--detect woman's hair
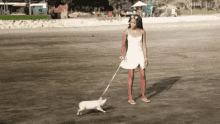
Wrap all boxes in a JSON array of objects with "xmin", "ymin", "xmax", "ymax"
[{"xmin": 128, "ymin": 14, "xmax": 143, "ymax": 29}]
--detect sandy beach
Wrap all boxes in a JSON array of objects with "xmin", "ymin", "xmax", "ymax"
[{"xmin": 1, "ymin": 20, "xmax": 220, "ymax": 124}]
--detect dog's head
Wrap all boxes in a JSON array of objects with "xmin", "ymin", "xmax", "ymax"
[{"xmin": 99, "ymin": 97, "xmax": 107, "ymax": 106}]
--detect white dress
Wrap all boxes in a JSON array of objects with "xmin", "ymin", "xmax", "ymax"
[{"xmin": 120, "ymin": 30, "xmax": 145, "ymax": 69}]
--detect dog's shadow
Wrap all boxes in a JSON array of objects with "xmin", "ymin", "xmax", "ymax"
[
  {"xmin": 134, "ymin": 76, "xmax": 181, "ymax": 101},
  {"xmin": 83, "ymin": 106, "xmax": 116, "ymax": 115}
]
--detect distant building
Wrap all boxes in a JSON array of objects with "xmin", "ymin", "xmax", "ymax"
[
  {"xmin": 0, "ymin": 0, "xmax": 47, "ymax": 15},
  {"xmin": 0, "ymin": 2, "xmax": 27, "ymax": 15},
  {"xmin": 30, "ymin": 1, "xmax": 47, "ymax": 15}
]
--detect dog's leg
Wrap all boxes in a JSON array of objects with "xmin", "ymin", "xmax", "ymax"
[
  {"xmin": 96, "ymin": 107, "xmax": 106, "ymax": 113},
  {"xmin": 77, "ymin": 109, "xmax": 80, "ymax": 116},
  {"xmin": 77, "ymin": 108, "xmax": 83, "ymax": 116}
]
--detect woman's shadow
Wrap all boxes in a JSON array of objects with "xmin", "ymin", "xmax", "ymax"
[{"xmin": 134, "ymin": 76, "xmax": 181, "ymax": 100}]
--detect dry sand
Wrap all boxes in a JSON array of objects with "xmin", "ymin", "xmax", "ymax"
[{"xmin": 1, "ymin": 19, "xmax": 220, "ymax": 35}]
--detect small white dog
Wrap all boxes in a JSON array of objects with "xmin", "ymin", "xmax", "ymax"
[{"xmin": 77, "ymin": 97, "xmax": 107, "ymax": 116}]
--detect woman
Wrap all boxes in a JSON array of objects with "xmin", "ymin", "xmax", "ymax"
[{"xmin": 120, "ymin": 14, "xmax": 150, "ymax": 105}]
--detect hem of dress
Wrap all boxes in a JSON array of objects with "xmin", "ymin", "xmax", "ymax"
[{"xmin": 120, "ymin": 65, "xmax": 145, "ymax": 70}]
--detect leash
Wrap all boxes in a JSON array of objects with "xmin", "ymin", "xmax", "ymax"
[{"xmin": 100, "ymin": 60, "xmax": 123, "ymax": 98}]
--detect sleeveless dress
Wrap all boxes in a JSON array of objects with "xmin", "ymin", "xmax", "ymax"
[{"xmin": 120, "ymin": 29, "xmax": 145, "ymax": 69}]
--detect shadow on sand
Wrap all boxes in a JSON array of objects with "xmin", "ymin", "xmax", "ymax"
[
  {"xmin": 60, "ymin": 77, "xmax": 181, "ymax": 124},
  {"xmin": 134, "ymin": 76, "xmax": 181, "ymax": 100},
  {"xmin": 83, "ymin": 106, "xmax": 116, "ymax": 115}
]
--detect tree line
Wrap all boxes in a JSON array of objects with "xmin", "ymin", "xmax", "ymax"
[
  {"xmin": 157, "ymin": 0, "xmax": 219, "ymax": 10},
  {"xmin": 47, "ymin": 0, "xmax": 139, "ymax": 12},
  {"xmin": 47, "ymin": 0, "xmax": 219, "ymax": 12}
]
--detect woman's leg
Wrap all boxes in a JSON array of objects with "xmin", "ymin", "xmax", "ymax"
[
  {"xmin": 139, "ymin": 67, "xmax": 150, "ymax": 102},
  {"xmin": 127, "ymin": 69, "xmax": 134, "ymax": 103}
]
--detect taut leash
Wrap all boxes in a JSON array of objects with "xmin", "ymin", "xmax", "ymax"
[{"xmin": 100, "ymin": 60, "xmax": 123, "ymax": 98}]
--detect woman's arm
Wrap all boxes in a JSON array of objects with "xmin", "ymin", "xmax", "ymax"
[
  {"xmin": 121, "ymin": 29, "xmax": 127, "ymax": 56},
  {"xmin": 142, "ymin": 29, "xmax": 147, "ymax": 59}
]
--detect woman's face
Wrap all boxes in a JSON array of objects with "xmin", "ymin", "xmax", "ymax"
[{"xmin": 130, "ymin": 18, "xmax": 136, "ymax": 29}]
